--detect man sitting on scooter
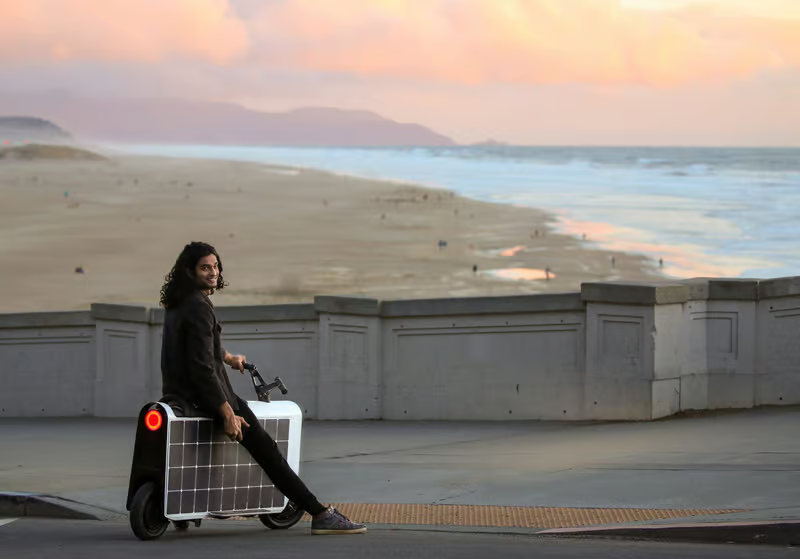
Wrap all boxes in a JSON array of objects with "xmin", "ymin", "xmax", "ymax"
[{"xmin": 159, "ymin": 241, "xmax": 366, "ymax": 535}]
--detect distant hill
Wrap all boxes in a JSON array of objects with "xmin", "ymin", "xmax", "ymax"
[
  {"xmin": 0, "ymin": 143, "xmax": 107, "ymax": 162},
  {"xmin": 0, "ymin": 116, "xmax": 72, "ymax": 144},
  {"xmin": 470, "ymin": 138, "xmax": 509, "ymax": 147},
  {"xmin": 0, "ymin": 92, "xmax": 456, "ymax": 147}
]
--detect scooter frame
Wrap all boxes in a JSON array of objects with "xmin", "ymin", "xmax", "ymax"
[{"xmin": 126, "ymin": 363, "xmax": 305, "ymax": 540}]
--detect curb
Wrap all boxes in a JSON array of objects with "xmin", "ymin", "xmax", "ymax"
[
  {"xmin": 538, "ymin": 520, "xmax": 800, "ymax": 546},
  {"xmin": 0, "ymin": 492, "xmax": 118, "ymax": 521},
  {"xmin": 4, "ymin": 491, "xmax": 799, "ymax": 547}
]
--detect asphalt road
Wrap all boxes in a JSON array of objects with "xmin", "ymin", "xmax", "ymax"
[{"xmin": 0, "ymin": 518, "xmax": 795, "ymax": 559}]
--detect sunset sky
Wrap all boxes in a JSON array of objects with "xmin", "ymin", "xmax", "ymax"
[{"xmin": 2, "ymin": 0, "xmax": 799, "ymax": 145}]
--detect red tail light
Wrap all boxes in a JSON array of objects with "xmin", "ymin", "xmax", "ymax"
[{"xmin": 144, "ymin": 410, "xmax": 163, "ymax": 431}]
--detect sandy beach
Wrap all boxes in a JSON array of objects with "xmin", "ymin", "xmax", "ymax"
[{"xmin": 0, "ymin": 153, "xmax": 667, "ymax": 313}]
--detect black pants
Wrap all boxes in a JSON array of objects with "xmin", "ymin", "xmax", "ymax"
[{"xmin": 235, "ymin": 397, "xmax": 327, "ymax": 516}]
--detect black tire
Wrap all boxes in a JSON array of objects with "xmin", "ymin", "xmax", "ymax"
[
  {"xmin": 259, "ymin": 501, "xmax": 305, "ymax": 530},
  {"xmin": 130, "ymin": 481, "xmax": 169, "ymax": 541}
]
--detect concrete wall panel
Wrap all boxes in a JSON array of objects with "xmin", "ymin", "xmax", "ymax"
[
  {"xmin": 222, "ymin": 320, "xmax": 319, "ymax": 417},
  {"xmin": 652, "ymin": 377, "xmax": 681, "ymax": 419},
  {"xmin": 654, "ymin": 304, "xmax": 683, "ymax": 381},
  {"xmin": 584, "ymin": 304, "xmax": 654, "ymax": 420},
  {"xmin": 317, "ymin": 313, "xmax": 381, "ymax": 420},
  {"xmin": 583, "ymin": 379, "xmax": 653, "ymax": 420},
  {"xmin": 94, "ymin": 320, "xmax": 152, "ymax": 417},
  {"xmin": 707, "ymin": 373, "xmax": 756, "ymax": 409},
  {"xmin": 679, "ymin": 373, "xmax": 708, "ymax": 411},
  {"xmin": 0, "ymin": 325, "xmax": 94, "ymax": 416},
  {"xmin": 681, "ymin": 299, "xmax": 756, "ymax": 410},
  {"xmin": 756, "ymin": 296, "xmax": 800, "ymax": 405},
  {"xmin": 382, "ymin": 312, "xmax": 585, "ymax": 420}
]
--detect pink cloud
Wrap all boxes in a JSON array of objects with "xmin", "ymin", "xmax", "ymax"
[
  {"xmin": 0, "ymin": 0, "xmax": 248, "ymax": 64},
  {"xmin": 3, "ymin": 0, "xmax": 798, "ymax": 88},
  {"xmin": 252, "ymin": 0, "xmax": 800, "ymax": 87}
]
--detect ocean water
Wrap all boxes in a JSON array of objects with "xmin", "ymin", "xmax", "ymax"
[{"xmin": 118, "ymin": 144, "xmax": 800, "ymax": 280}]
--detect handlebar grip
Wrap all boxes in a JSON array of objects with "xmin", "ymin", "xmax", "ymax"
[
  {"xmin": 276, "ymin": 377, "xmax": 289, "ymax": 395},
  {"xmin": 243, "ymin": 362, "xmax": 255, "ymax": 371}
]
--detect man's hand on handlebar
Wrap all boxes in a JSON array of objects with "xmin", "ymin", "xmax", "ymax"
[{"xmin": 224, "ymin": 352, "xmax": 247, "ymax": 374}]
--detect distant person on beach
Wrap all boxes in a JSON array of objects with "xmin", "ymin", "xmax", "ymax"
[{"xmin": 158, "ymin": 241, "xmax": 366, "ymax": 535}]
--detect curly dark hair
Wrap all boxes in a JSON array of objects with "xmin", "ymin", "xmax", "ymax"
[{"xmin": 159, "ymin": 241, "xmax": 228, "ymax": 308}]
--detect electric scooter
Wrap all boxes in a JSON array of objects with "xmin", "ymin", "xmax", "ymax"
[{"xmin": 126, "ymin": 363, "xmax": 305, "ymax": 540}]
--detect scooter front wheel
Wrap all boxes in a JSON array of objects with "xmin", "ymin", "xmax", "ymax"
[
  {"xmin": 259, "ymin": 501, "xmax": 305, "ymax": 529},
  {"xmin": 130, "ymin": 481, "xmax": 169, "ymax": 540}
]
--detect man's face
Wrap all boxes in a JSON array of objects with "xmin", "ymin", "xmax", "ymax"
[{"xmin": 193, "ymin": 254, "xmax": 219, "ymax": 293}]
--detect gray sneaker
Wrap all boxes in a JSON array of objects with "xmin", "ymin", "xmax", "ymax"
[{"xmin": 311, "ymin": 507, "xmax": 367, "ymax": 535}]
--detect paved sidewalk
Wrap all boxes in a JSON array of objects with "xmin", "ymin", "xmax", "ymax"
[{"xmin": 2, "ymin": 406, "xmax": 800, "ymax": 543}]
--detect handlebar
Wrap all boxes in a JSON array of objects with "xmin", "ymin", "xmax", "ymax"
[{"xmin": 243, "ymin": 362, "xmax": 289, "ymax": 402}]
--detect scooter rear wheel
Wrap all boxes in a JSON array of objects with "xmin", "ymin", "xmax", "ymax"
[
  {"xmin": 130, "ymin": 481, "xmax": 169, "ymax": 540},
  {"xmin": 259, "ymin": 501, "xmax": 305, "ymax": 529}
]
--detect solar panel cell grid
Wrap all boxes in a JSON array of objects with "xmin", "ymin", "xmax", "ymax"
[{"xmin": 165, "ymin": 417, "xmax": 291, "ymax": 515}]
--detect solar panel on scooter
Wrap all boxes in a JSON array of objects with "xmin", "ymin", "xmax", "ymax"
[{"xmin": 165, "ymin": 417, "xmax": 291, "ymax": 515}]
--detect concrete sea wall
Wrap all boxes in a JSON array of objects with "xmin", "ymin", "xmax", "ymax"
[{"xmin": 2, "ymin": 276, "xmax": 799, "ymax": 420}]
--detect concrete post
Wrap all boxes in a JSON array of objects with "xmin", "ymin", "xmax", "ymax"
[
  {"xmin": 91, "ymin": 303, "xmax": 154, "ymax": 417},
  {"xmin": 314, "ymin": 296, "xmax": 382, "ymax": 420},
  {"xmin": 679, "ymin": 278, "xmax": 759, "ymax": 411},
  {"xmin": 756, "ymin": 277, "xmax": 800, "ymax": 406},
  {"xmin": 581, "ymin": 282, "xmax": 689, "ymax": 420}
]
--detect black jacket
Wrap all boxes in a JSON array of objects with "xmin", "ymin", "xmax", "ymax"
[{"xmin": 161, "ymin": 290, "xmax": 238, "ymax": 416}]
